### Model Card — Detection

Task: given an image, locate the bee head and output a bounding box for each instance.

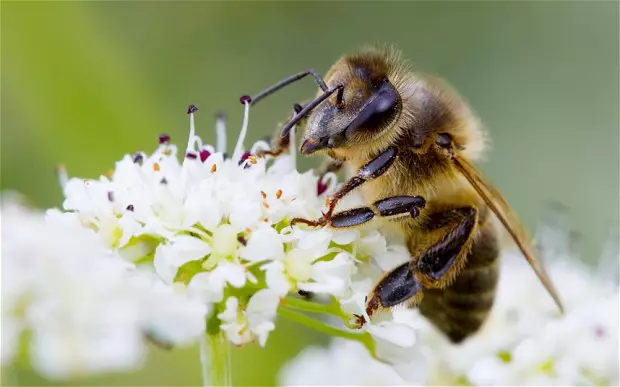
[245,48,404,155]
[296,55,401,155]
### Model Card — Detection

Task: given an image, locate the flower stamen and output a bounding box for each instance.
[215,112,227,154]
[56,164,68,191]
[232,101,251,162]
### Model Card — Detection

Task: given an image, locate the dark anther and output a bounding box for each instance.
[126,204,135,212]
[158,134,171,144]
[239,95,252,104]
[436,133,452,148]
[317,179,329,196]
[160,177,168,185]
[199,149,211,162]
[107,191,114,202]
[133,153,144,164]
[186,152,197,160]
[237,235,247,246]
[215,111,226,120]
[293,103,303,114]
[187,104,199,114]
[238,151,251,165]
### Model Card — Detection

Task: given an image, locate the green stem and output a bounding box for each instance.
[283,296,346,318]
[284,296,362,329]
[200,331,232,387]
[278,307,376,357]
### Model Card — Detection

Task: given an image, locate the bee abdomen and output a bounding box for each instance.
[419,224,500,343]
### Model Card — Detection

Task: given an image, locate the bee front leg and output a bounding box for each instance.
[291,146,400,227]
[365,207,478,318]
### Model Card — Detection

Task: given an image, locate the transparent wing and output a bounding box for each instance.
[454,155,564,313]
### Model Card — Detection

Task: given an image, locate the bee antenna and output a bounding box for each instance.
[248,70,329,106]
[280,85,343,138]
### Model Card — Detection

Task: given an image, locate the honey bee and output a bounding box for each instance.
[246,46,563,343]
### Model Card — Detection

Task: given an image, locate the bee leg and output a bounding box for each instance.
[256,103,303,157]
[365,207,477,318]
[291,146,399,227]
[365,262,424,318]
[414,207,478,289]
[327,195,426,228]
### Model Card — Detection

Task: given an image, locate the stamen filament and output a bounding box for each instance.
[216,113,227,154]
[187,112,196,154]
[56,164,68,192]
[232,102,251,162]
[320,172,338,195]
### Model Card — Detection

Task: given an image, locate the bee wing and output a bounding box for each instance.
[454,155,564,313]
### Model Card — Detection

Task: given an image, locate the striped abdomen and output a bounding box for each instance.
[418,217,500,343]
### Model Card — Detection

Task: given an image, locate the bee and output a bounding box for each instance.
[245,46,563,343]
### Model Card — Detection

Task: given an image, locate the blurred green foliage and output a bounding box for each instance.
[2,2,618,386]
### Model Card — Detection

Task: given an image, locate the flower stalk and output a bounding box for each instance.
[200,330,232,387]
[277,307,376,358]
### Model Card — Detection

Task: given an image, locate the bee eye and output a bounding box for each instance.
[344,79,400,136]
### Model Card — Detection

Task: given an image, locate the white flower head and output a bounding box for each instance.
[3,101,423,380]
[1,199,206,379]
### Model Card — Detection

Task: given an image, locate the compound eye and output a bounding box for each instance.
[344,80,400,136]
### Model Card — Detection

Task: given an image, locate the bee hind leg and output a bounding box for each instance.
[414,207,478,289]
[365,262,424,318]
[365,207,478,319]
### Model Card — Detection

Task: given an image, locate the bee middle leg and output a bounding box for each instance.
[365,207,478,317]
[292,146,402,227]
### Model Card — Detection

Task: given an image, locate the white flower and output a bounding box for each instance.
[4,101,428,379]
[420,251,619,386]
[218,289,280,347]
[0,198,206,379]
[278,339,426,386]
[280,218,619,386]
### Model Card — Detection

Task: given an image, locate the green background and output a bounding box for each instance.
[2,1,618,386]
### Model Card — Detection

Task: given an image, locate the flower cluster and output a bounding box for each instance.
[279,217,620,386]
[1,103,422,379]
[1,196,207,379]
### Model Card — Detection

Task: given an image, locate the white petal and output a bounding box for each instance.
[246,289,280,347]
[214,262,247,289]
[229,200,262,231]
[295,229,332,257]
[262,261,291,296]
[153,245,177,284]
[331,229,359,246]
[188,272,225,304]
[217,297,240,323]
[167,235,212,266]
[240,225,284,262]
